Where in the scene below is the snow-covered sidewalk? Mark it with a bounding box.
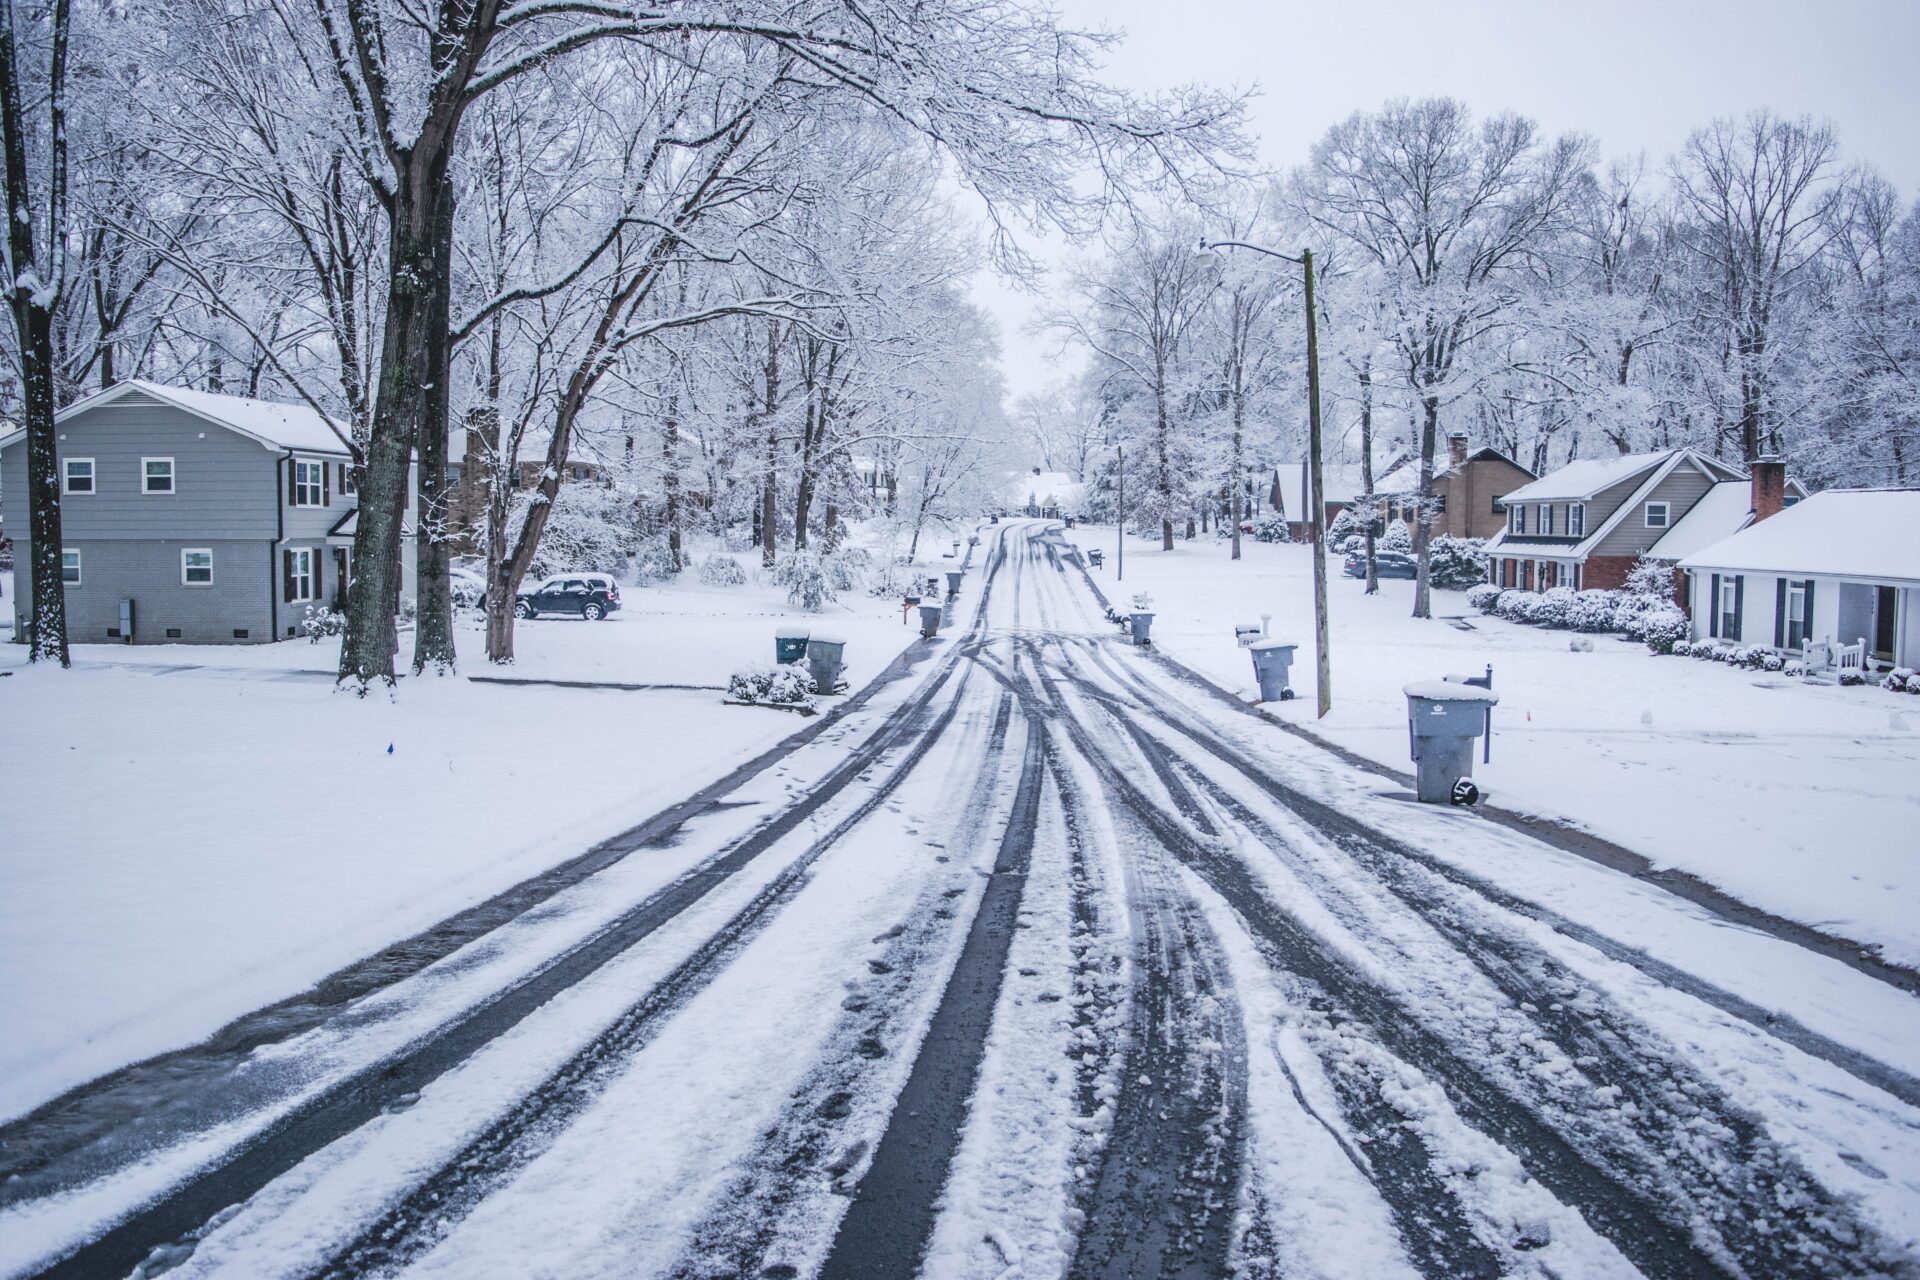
[0,559,925,1122]
[1061,527,1920,969]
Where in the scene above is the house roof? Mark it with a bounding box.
[1486,449,1743,563]
[0,380,355,455]
[1495,451,1669,504]
[1677,489,1920,583]
[1646,481,1754,561]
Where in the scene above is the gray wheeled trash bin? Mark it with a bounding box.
[1129,611,1155,646]
[918,603,943,638]
[806,633,847,694]
[1249,638,1298,702]
[775,625,811,665]
[945,570,963,598]
[1403,680,1500,804]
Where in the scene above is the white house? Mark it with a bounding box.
[1676,488,1920,670]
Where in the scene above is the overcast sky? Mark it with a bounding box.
[971,0,1920,401]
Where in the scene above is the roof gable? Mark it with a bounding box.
[44,380,354,455]
[1677,488,1920,581]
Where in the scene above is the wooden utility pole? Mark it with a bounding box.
[1302,250,1331,719]
[1116,444,1125,583]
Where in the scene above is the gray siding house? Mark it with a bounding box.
[1,381,412,645]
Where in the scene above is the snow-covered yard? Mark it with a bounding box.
[0,552,926,1121]
[1063,527,1920,969]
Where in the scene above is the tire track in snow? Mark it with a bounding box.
[22,652,980,1280]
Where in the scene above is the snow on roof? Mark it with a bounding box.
[1007,469,1086,509]
[1496,451,1668,504]
[50,380,354,454]
[1677,489,1920,582]
[1646,481,1753,562]
[1271,462,1372,510]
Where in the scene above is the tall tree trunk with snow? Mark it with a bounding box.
[1411,388,1440,618]
[413,173,458,673]
[1359,358,1378,595]
[2,0,71,666]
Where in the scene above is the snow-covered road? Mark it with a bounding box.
[4,521,1916,1279]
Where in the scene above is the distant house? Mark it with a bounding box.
[1677,488,1920,670]
[1367,434,1536,540]
[0,380,413,645]
[1482,447,1776,592]
[1268,459,1387,541]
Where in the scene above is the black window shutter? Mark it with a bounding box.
[312,547,323,600]
[1731,576,1744,641]
[1775,578,1787,648]
[283,550,295,602]
[322,462,330,506]
[1803,580,1815,644]
[1709,574,1721,638]
[287,460,298,505]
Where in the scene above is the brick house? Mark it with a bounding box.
[1482,447,1753,592]
[1368,434,1536,540]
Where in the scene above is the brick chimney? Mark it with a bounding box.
[1750,455,1787,522]
[1447,432,1469,471]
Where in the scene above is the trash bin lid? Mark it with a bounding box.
[809,632,846,645]
[1403,679,1499,706]
[1248,637,1298,652]
[775,625,811,639]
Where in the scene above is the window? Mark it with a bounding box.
[1491,494,1504,515]
[1568,503,1585,537]
[1783,492,1800,507]
[1508,505,1526,535]
[287,548,314,601]
[63,458,95,494]
[337,462,356,497]
[1718,575,1741,640]
[143,457,175,494]
[1785,581,1808,650]
[1539,504,1554,536]
[61,548,81,584]
[293,459,325,507]
[182,548,213,585]
[1645,502,1670,528]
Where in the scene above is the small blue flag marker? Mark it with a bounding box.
[387,743,394,754]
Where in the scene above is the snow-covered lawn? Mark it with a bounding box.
[0,554,924,1122]
[1063,526,1920,968]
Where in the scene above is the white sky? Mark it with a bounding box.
[971,0,1920,401]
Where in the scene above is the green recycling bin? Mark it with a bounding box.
[775,625,811,665]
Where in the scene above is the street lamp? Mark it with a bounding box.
[1196,236,1332,719]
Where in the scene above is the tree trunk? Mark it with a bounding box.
[340,173,442,687]
[663,387,684,571]
[1359,359,1378,595]
[1411,391,1440,619]
[411,173,458,674]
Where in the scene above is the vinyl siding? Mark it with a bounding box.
[11,537,276,644]
[1592,465,1717,560]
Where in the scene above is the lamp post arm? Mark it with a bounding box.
[1197,237,1306,266]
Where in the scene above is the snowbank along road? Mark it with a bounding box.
[3,520,1918,1279]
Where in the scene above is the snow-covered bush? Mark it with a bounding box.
[1625,554,1676,603]
[1761,653,1785,672]
[1251,512,1292,543]
[1568,589,1623,633]
[772,548,836,612]
[520,483,635,579]
[1530,586,1577,629]
[1671,639,1693,657]
[727,662,815,709]
[1693,641,1727,661]
[1641,607,1689,655]
[1467,583,1502,613]
[1427,536,1488,589]
[1783,658,1807,677]
[631,535,677,585]
[301,605,345,643]
[698,555,747,587]
[1380,520,1414,554]
[825,547,871,592]
[1839,670,1868,687]
[1495,589,1539,624]
[1326,506,1369,549]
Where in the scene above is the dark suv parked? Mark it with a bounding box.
[514,574,622,620]
[1342,550,1419,579]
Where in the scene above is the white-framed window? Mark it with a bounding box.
[61,547,82,584]
[338,461,356,497]
[62,458,95,494]
[1539,504,1554,536]
[1568,503,1585,537]
[143,456,175,494]
[1507,505,1526,535]
[293,459,325,507]
[287,547,314,600]
[1645,501,1670,528]
[1785,580,1808,650]
[1718,575,1740,639]
[181,548,213,586]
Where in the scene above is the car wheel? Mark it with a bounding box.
[514,600,533,619]
[583,602,605,621]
